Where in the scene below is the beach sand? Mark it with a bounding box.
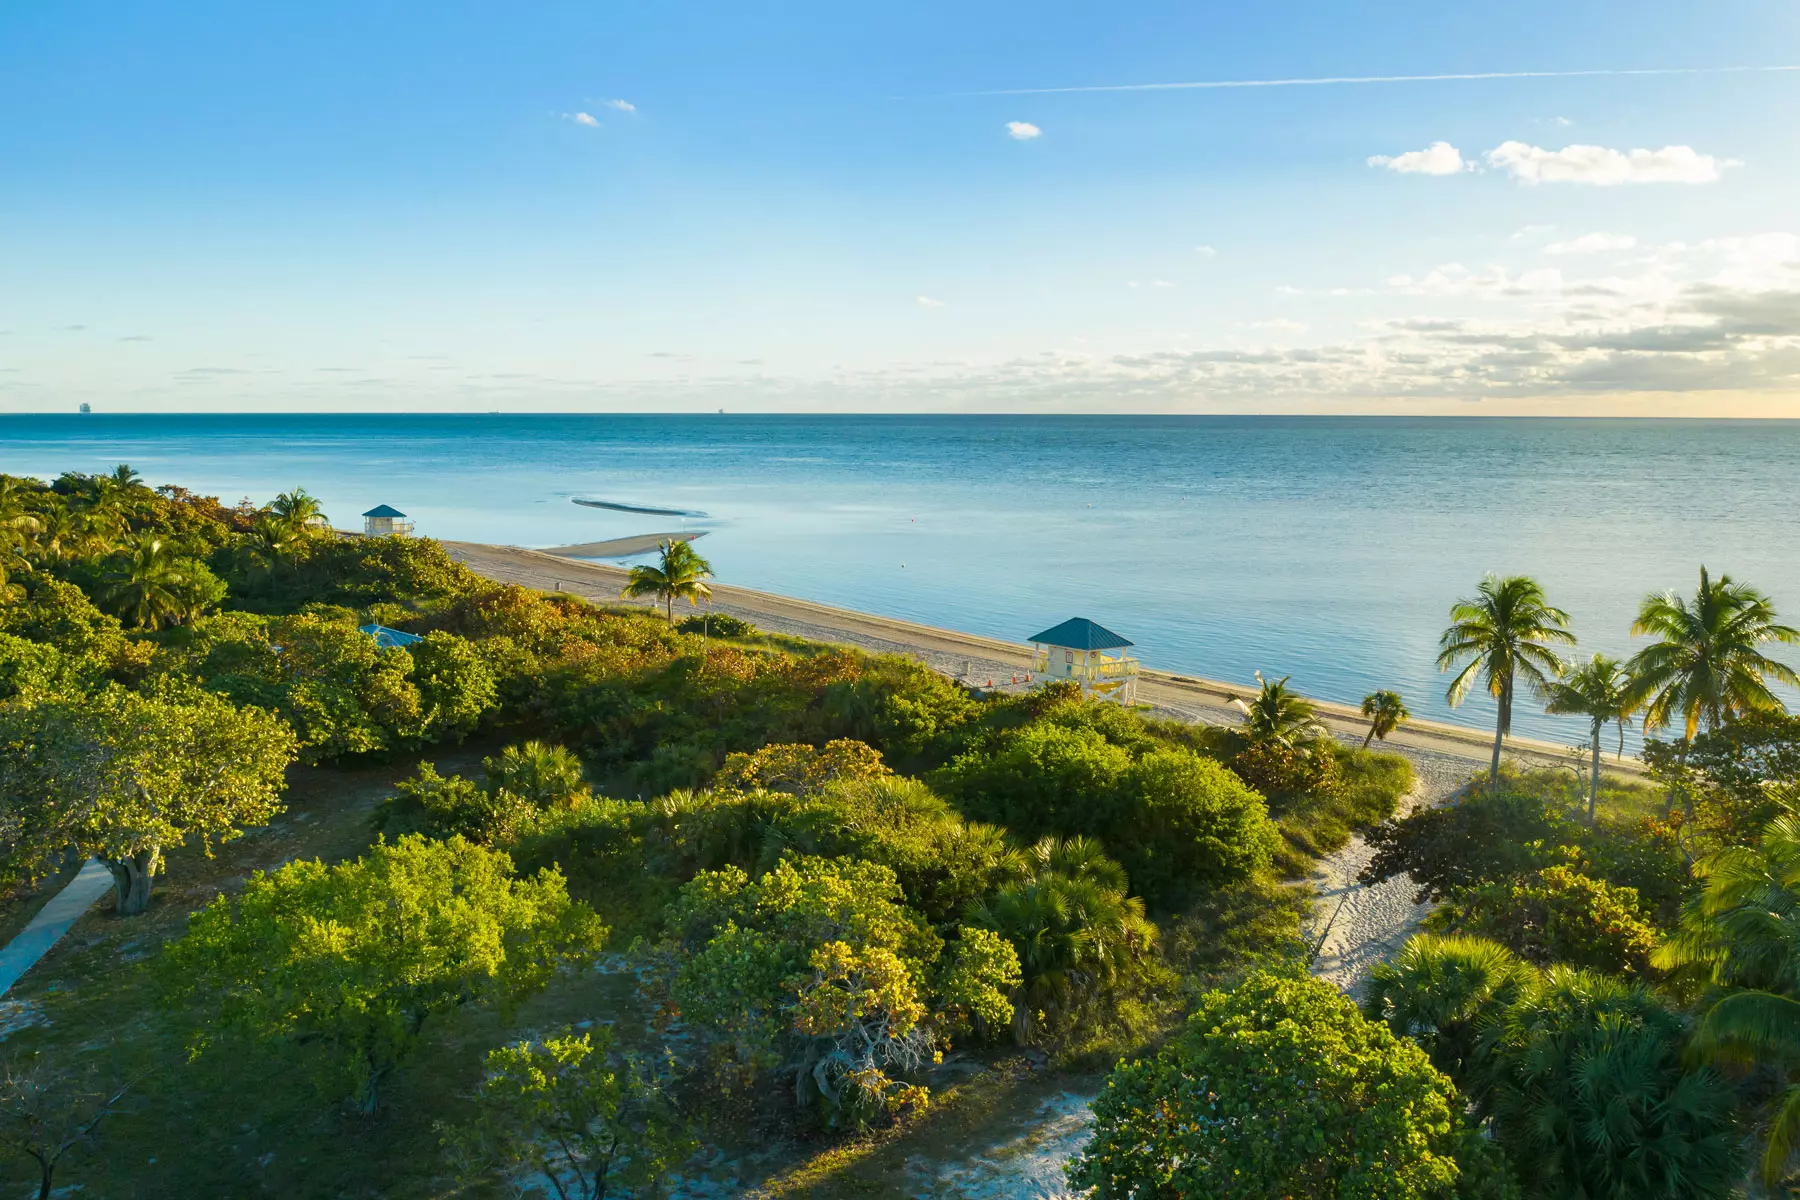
[537,531,706,558]
[444,539,1631,775]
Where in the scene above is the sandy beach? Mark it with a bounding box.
[537,530,706,558]
[445,539,1635,776]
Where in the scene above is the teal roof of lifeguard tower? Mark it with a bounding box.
[1027,618,1133,651]
[358,623,423,649]
[363,504,407,518]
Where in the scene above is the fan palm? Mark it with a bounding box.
[966,836,1156,1042]
[1231,671,1327,750]
[1626,566,1800,740]
[1656,807,1800,1184]
[1358,689,1409,749]
[483,741,590,810]
[1480,966,1737,1200]
[102,534,194,630]
[620,537,713,622]
[1544,653,1635,823]
[1362,933,1535,1089]
[1438,574,1575,789]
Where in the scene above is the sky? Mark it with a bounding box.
[3,0,1799,414]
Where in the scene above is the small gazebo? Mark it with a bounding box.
[362,505,414,537]
[1028,617,1140,704]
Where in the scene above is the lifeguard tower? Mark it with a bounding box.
[362,505,414,537]
[1028,618,1140,704]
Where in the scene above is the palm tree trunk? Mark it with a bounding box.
[1362,724,1375,750]
[1588,716,1602,824]
[1490,720,1503,791]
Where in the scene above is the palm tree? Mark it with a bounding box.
[966,836,1157,1042]
[28,505,92,565]
[1480,966,1737,1199]
[483,741,590,809]
[1231,672,1327,750]
[1657,807,1800,1184]
[1438,575,1575,789]
[241,513,304,579]
[1363,933,1535,1088]
[1359,690,1409,749]
[1627,566,1800,741]
[1544,653,1634,823]
[0,504,39,597]
[102,534,193,630]
[620,537,713,623]
[270,488,327,531]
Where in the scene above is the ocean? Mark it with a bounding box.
[3,413,1795,748]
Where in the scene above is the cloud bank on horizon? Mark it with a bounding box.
[4,0,1799,415]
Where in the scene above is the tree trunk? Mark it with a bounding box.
[1362,725,1375,750]
[1489,718,1504,792]
[1588,717,1602,824]
[357,1063,389,1115]
[1490,680,1510,791]
[105,848,157,916]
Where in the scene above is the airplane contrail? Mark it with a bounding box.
[955,64,1800,97]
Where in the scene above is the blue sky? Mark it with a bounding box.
[3,0,1799,413]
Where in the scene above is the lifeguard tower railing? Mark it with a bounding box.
[1030,647,1141,684]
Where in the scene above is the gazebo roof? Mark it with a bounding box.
[362,504,407,518]
[1027,617,1134,651]
[358,623,423,649]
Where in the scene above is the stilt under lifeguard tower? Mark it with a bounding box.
[1028,618,1140,704]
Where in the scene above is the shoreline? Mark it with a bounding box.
[443,539,1645,776]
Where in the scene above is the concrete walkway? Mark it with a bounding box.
[0,860,112,997]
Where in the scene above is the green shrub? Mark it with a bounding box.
[1071,969,1508,1200]
[934,725,1277,906]
[676,611,754,638]
[1361,790,1576,903]
[658,855,1016,1128]
[376,763,536,844]
[1425,865,1659,976]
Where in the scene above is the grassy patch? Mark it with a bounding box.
[1502,765,1664,825]
[1271,747,1414,877]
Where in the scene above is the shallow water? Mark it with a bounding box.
[4,413,1795,745]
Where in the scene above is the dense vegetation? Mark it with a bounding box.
[0,467,1412,1195]
[1079,569,1800,1199]
[13,474,1800,1197]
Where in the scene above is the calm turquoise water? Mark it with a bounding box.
[3,414,1795,747]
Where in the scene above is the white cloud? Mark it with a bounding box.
[915,295,944,308]
[1387,263,1565,297]
[1511,224,1556,241]
[1005,121,1041,140]
[1547,116,1574,127]
[566,112,599,127]
[1368,141,1466,175]
[1151,279,1176,288]
[1195,245,1218,257]
[1545,232,1638,255]
[604,98,636,113]
[1486,141,1740,185]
